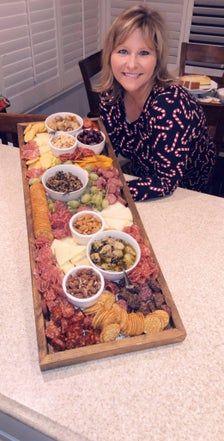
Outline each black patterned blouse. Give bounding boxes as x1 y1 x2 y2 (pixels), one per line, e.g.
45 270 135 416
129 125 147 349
100 83 216 201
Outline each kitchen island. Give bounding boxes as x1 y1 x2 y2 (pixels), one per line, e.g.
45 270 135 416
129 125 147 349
0 145 224 441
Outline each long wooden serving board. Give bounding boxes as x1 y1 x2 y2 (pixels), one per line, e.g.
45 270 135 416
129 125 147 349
18 119 186 370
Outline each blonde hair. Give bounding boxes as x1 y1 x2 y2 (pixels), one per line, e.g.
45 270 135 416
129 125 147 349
96 4 174 99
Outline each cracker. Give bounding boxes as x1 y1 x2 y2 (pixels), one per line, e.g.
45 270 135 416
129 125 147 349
152 310 170 329
144 314 162 334
100 323 120 342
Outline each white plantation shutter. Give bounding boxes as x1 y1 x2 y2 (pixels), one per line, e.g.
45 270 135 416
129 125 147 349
109 0 188 69
0 0 101 112
190 0 224 46
60 0 100 90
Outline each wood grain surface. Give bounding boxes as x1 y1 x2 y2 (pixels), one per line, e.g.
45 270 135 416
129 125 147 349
17 120 186 371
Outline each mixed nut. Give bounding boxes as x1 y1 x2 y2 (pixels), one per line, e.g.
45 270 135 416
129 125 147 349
66 268 101 298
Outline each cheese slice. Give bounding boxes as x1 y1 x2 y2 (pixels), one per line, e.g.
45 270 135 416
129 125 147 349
34 133 50 153
101 202 133 222
70 248 86 265
60 261 74 274
76 256 90 266
51 238 86 266
51 239 76 266
39 151 54 169
103 217 133 230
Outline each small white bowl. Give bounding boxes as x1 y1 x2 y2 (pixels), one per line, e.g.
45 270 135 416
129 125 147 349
62 265 105 309
217 88 224 103
45 112 83 136
77 129 105 155
41 164 88 202
69 210 105 245
86 230 141 281
49 132 77 157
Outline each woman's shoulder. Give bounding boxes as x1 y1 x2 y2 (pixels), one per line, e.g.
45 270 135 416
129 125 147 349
151 82 199 107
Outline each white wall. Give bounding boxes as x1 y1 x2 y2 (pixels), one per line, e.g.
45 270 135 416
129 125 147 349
30 83 90 118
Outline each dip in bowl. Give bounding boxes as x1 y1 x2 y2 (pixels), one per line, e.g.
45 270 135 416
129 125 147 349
41 164 88 202
86 230 141 281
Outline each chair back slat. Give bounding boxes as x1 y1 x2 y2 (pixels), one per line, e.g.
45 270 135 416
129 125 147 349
179 42 224 156
179 42 224 76
79 51 102 117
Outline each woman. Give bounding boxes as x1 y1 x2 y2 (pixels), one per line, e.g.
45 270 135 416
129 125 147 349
97 4 216 201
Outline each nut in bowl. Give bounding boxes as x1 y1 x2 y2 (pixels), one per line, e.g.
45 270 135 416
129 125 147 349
41 164 88 202
77 129 105 155
69 210 105 245
48 132 77 157
45 112 83 136
62 265 105 309
87 230 141 281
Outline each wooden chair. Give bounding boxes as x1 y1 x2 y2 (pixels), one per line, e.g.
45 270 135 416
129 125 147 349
179 42 224 157
0 112 47 147
179 42 224 81
79 50 102 117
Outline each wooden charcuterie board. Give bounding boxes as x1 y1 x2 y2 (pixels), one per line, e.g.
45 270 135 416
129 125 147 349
17 119 186 371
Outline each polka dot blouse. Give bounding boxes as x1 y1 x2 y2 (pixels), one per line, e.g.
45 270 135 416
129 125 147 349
100 83 216 201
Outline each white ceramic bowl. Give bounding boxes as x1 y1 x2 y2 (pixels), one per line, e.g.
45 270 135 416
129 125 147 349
77 129 105 154
62 265 105 309
217 88 224 103
45 112 83 136
69 210 105 245
86 229 141 281
41 164 88 202
48 132 77 157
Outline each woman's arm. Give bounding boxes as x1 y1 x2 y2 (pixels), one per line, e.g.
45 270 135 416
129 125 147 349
127 88 202 201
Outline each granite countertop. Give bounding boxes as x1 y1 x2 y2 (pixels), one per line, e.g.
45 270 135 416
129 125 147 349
1 145 224 441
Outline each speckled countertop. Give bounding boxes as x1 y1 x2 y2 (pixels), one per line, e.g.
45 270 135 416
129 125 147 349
1 145 224 441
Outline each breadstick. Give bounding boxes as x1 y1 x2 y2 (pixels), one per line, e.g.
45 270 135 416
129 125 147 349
30 182 53 240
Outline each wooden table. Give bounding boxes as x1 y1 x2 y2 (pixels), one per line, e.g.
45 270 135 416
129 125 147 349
1 144 224 441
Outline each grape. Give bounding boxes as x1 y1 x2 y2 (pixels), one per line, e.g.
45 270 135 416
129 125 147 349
102 198 109 209
81 193 92 204
67 200 80 209
89 172 99 181
85 165 94 172
94 194 103 205
29 177 40 186
95 204 103 211
48 201 55 212
90 186 98 194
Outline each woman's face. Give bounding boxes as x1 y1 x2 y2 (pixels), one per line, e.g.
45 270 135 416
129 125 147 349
110 28 157 97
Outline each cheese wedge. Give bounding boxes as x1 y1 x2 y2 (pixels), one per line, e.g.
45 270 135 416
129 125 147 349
51 239 83 265
60 261 74 274
101 202 133 222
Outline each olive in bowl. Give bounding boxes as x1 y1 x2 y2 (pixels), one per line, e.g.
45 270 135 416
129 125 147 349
77 129 105 154
69 210 105 245
48 132 77 157
45 112 83 136
62 265 105 309
41 164 88 202
86 230 141 281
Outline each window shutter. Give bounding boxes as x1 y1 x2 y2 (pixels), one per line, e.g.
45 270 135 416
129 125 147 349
109 0 187 69
190 0 224 45
0 0 101 112
0 0 60 112
59 0 101 91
